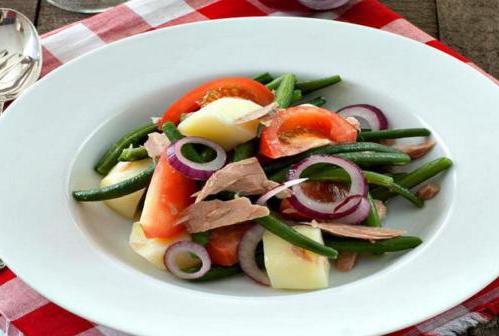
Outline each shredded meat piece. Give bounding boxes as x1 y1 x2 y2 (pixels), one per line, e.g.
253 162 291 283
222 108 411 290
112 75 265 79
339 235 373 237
334 252 358 272
178 197 269 233
416 183 440 200
345 117 361 131
395 140 436 159
143 132 169 158
194 157 278 203
379 139 396 146
374 199 387 221
234 102 279 124
307 220 404 240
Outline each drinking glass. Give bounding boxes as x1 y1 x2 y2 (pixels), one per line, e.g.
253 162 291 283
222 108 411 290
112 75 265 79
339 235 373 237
297 0 350 10
47 0 128 14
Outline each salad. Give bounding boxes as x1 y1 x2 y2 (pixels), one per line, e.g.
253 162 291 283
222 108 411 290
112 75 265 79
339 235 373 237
72 73 452 290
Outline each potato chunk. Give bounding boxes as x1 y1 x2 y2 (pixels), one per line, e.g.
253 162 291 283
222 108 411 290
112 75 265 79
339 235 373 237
178 97 261 150
263 225 330 290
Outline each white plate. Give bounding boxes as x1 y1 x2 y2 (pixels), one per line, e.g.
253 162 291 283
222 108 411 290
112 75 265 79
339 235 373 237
0 17 498 336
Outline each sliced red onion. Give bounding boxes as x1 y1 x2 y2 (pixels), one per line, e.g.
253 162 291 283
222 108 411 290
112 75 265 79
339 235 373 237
164 241 211 280
337 104 388 130
238 225 270 286
287 155 367 219
335 195 371 224
167 136 226 180
256 178 308 205
297 0 350 10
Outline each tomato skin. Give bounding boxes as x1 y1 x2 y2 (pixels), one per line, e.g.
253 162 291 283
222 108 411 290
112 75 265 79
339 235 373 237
140 152 196 239
206 223 253 266
159 77 274 125
260 106 358 159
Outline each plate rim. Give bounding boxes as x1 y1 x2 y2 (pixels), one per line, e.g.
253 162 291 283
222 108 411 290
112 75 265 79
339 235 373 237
1 16 498 336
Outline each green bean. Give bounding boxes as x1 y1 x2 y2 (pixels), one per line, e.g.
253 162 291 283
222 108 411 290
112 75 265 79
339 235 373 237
304 168 394 187
191 232 211 246
255 215 338 258
162 121 183 141
190 265 242 282
200 148 216 162
295 75 342 94
233 140 257 162
291 89 302 103
389 172 409 181
275 74 296 108
362 171 394 187
94 122 158 175
118 147 149 161
358 128 431 141
324 236 422 254
387 182 424 207
265 76 283 90
336 152 411 167
372 157 453 201
296 96 327 107
397 157 453 188
73 164 155 201
264 143 402 174
253 72 274 84
162 122 204 163
364 193 382 227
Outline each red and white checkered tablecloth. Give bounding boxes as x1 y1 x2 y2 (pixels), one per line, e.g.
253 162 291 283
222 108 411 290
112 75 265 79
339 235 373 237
0 1 498 335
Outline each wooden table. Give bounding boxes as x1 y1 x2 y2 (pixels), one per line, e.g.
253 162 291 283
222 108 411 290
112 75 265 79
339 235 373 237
0 0 497 335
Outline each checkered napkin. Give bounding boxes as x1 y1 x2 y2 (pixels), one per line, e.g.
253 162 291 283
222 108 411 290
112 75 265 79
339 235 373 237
0 1 497 335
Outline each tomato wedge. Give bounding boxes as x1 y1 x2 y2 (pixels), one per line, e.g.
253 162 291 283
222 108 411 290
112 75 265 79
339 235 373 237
140 151 196 239
160 77 274 124
206 223 253 266
260 106 358 159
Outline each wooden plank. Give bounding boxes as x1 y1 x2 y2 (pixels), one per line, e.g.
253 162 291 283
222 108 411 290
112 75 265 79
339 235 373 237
437 0 499 78
467 317 499 336
380 0 439 38
36 0 89 35
0 0 39 23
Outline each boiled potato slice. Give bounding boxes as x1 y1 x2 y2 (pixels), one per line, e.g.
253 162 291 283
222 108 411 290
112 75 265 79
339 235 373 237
101 159 152 219
263 225 330 290
178 97 261 150
129 222 189 270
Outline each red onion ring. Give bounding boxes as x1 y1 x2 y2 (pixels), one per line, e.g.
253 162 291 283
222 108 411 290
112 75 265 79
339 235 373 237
167 136 226 180
238 225 270 286
337 104 388 130
335 195 371 224
164 241 211 280
287 155 367 219
256 178 308 205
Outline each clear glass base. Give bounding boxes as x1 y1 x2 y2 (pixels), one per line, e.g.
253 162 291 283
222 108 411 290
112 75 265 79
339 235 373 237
47 0 128 14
